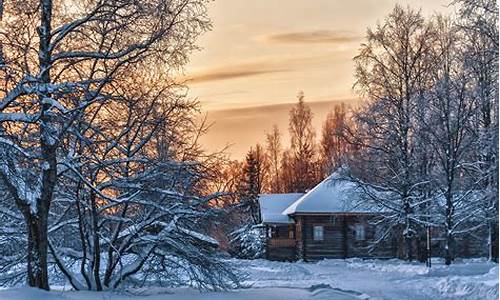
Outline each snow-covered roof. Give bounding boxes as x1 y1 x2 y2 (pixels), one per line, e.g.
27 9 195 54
282 175 378 215
259 193 304 224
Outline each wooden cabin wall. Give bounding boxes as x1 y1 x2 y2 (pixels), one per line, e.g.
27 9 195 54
394 225 490 261
422 226 489 259
301 215 344 260
299 215 397 261
266 224 296 261
265 215 489 262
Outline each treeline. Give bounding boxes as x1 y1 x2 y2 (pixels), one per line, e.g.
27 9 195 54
214 93 354 258
216 93 353 203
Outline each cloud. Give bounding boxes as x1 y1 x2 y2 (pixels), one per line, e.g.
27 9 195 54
186 63 290 84
184 50 349 85
262 30 361 44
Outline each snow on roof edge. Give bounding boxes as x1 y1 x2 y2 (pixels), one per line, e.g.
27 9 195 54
259 193 304 224
282 173 380 215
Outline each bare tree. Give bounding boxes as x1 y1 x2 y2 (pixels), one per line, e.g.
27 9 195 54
348 5 436 260
0 0 210 289
265 125 283 193
454 0 499 262
288 92 318 192
320 103 348 176
420 16 480 265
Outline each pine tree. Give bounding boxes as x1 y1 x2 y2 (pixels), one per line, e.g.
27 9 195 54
241 146 265 224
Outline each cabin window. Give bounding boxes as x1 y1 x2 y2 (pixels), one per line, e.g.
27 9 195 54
355 224 365 241
313 225 324 241
288 229 294 239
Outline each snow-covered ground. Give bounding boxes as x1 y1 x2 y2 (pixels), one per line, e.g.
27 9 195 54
0 258 497 300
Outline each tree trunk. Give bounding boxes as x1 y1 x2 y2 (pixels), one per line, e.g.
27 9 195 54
26 214 50 290
405 235 412 261
489 220 499 262
403 201 413 261
444 186 454 265
31 0 54 290
445 231 454 265
90 192 103 291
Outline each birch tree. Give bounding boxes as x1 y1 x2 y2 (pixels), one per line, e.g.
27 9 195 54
288 92 318 192
420 17 480 265
454 0 499 262
266 125 283 193
349 5 436 260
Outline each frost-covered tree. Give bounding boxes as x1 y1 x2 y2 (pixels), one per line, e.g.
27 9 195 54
41 73 238 291
348 5 437 260
346 4 497 263
0 0 211 290
420 17 481 265
454 0 499 262
229 146 267 258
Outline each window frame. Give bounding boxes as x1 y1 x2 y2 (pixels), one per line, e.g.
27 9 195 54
313 225 324 241
355 223 366 241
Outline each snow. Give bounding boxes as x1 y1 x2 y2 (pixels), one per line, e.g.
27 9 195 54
0 287 358 300
231 258 498 300
0 258 496 300
283 174 377 215
259 193 303 224
178 227 219 247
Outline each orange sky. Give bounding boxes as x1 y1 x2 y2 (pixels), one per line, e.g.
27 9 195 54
185 0 451 159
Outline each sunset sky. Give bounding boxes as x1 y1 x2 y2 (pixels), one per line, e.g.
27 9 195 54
185 0 451 159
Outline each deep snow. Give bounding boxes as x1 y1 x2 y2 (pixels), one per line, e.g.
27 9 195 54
0 258 497 300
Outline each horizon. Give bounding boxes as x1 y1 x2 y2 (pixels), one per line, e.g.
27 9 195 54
199 98 357 159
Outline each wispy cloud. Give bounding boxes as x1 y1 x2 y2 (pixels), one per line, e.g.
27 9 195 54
184 50 350 85
261 30 361 44
185 63 290 84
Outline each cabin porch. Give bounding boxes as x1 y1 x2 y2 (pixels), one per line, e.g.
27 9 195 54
265 224 296 261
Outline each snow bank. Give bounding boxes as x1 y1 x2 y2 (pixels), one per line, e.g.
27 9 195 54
434 265 498 300
0 286 360 300
0 258 497 300
318 258 429 275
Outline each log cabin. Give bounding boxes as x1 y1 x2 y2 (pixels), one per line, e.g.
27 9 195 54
259 175 489 262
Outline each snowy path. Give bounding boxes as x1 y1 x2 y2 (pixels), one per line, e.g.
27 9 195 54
0 286 359 300
0 258 497 300
232 258 498 300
